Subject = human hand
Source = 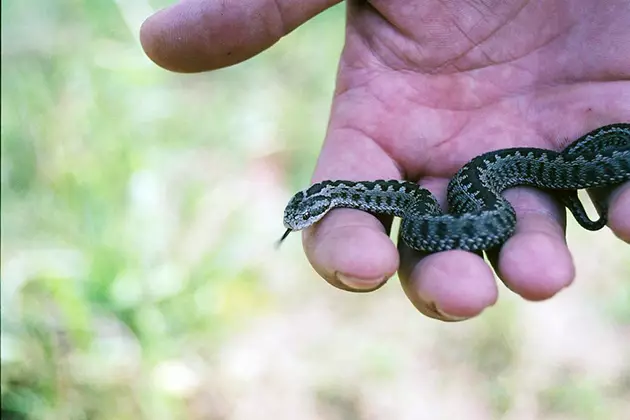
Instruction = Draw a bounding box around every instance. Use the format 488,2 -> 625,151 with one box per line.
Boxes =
140,0 -> 630,321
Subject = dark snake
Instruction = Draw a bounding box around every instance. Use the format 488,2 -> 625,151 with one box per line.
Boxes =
279,123 -> 630,252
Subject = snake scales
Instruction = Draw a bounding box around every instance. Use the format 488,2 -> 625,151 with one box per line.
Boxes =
280,123 -> 630,252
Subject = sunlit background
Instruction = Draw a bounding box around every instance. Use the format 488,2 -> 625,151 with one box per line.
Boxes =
2,1 -> 629,419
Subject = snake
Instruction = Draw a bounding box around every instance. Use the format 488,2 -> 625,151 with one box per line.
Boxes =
279,123 -> 630,252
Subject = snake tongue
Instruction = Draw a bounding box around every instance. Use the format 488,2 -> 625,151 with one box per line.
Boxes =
276,228 -> 293,248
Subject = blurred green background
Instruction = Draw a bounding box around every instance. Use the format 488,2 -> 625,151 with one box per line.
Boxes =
1,1 -> 629,419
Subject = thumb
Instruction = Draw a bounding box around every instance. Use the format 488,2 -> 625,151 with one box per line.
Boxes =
140,0 -> 342,73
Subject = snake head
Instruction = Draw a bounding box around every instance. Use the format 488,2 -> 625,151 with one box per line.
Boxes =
282,188 -> 333,231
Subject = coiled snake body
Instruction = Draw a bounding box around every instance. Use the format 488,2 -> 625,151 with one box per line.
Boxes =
280,123 -> 630,252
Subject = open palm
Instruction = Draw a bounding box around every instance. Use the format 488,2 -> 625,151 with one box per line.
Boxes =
141,0 -> 630,321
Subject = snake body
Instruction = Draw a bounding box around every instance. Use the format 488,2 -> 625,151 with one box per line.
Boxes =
280,123 -> 630,252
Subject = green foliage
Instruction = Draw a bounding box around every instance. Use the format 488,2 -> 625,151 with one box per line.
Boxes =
2,0 -> 343,417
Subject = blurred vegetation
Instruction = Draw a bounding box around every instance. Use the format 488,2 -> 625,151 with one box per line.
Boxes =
1,1 -> 629,419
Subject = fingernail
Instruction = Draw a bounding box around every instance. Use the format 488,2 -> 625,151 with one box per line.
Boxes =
429,302 -> 471,322
336,273 -> 388,290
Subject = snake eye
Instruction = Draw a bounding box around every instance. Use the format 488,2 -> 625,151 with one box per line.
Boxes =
302,212 -> 310,220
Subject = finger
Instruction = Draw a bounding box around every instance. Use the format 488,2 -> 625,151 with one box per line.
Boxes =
399,249 -> 499,322
303,208 -> 399,292
302,128 -> 404,291
487,187 -> 576,301
595,182 -> 630,243
397,178 -> 498,321
140,0 -> 341,72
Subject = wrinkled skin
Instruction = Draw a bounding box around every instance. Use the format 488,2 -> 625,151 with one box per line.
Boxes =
140,0 -> 630,321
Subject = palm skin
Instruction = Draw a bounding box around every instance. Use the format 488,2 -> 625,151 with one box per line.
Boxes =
141,0 -> 630,321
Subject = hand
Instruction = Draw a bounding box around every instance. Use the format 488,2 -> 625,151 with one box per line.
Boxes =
140,0 -> 630,321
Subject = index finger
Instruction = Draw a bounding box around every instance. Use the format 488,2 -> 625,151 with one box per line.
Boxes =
301,126 -> 404,291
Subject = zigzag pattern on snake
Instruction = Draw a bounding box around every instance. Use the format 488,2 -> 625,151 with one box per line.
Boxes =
279,123 -> 630,252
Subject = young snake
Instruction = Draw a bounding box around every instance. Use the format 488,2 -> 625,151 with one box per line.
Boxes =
279,123 -> 630,252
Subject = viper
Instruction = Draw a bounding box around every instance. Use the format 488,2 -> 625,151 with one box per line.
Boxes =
280,123 -> 630,252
